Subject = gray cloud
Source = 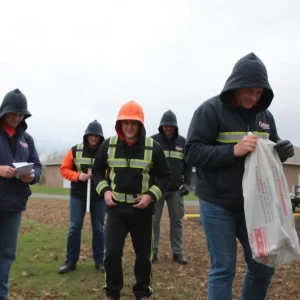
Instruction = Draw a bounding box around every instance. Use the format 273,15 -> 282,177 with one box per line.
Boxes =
0,0 -> 299,154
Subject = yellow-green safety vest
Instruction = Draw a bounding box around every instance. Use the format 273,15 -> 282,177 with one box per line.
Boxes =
96,136 -> 162,203
73,143 -> 94,173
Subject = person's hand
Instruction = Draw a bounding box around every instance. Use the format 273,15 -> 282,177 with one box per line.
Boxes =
87,168 -> 92,178
274,140 -> 294,160
133,194 -> 153,209
234,135 -> 258,157
19,172 -> 35,183
78,173 -> 89,181
104,191 -> 117,206
179,185 -> 189,196
0,166 -> 17,178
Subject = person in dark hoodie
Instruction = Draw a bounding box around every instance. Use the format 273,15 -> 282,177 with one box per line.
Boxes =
185,53 -> 294,300
0,89 -> 42,300
58,120 -> 106,274
92,101 -> 171,300
151,110 -> 192,265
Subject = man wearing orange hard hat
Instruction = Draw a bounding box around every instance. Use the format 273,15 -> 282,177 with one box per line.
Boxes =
92,100 -> 172,300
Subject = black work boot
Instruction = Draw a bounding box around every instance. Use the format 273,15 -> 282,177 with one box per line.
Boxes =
151,253 -> 158,263
58,260 -> 76,274
95,261 -> 105,273
173,254 -> 188,265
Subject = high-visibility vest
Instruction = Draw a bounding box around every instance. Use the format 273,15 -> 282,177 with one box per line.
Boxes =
96,136 -> 162,203
73,143 -> 94,173
163,150 -> 184,160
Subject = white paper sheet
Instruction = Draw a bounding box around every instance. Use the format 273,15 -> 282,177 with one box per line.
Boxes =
13,162 -> 34,175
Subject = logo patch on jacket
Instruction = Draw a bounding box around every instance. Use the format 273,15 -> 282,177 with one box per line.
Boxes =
175,146 -> 183,151
20,141 -> 29,148
259,121 -> 270,130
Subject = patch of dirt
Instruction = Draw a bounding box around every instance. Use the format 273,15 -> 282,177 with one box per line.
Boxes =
19,199 -> 300,300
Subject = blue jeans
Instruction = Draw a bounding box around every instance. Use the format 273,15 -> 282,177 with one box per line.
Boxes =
200,200 -> 274,300
0,211 -> 22,300
66,196 -> 106,263
199,198 -> 202,225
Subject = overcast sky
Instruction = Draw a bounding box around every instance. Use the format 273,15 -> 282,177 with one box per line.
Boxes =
0,0 -> 299,155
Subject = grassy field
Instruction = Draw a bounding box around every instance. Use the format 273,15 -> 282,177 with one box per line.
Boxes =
30,186 -> 70,195
8,199 -> 300,300
10,220 -> 99,300
30,186 -> 199,200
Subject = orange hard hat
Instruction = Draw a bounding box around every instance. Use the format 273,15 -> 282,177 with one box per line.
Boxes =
116,100 -> 144,125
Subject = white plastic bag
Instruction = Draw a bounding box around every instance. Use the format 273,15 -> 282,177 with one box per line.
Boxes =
243,137 -> 300,267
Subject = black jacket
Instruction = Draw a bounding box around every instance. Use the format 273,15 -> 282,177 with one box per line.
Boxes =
185,52 -> 280,211
92,132 -> 172,215
151,110 -> 192,191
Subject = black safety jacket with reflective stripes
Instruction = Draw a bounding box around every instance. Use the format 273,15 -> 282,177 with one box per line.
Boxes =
151,133 -> 192,191
92,135 -> 172,213
71,143 -> 99,199
185,96 -> 280,212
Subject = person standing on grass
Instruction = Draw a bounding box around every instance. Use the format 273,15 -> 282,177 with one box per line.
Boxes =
185,52 -> 294,300
92,100 -> 172,300
58,120 -> 106,274
151,110 -> 192,265
0,89 -> 42,300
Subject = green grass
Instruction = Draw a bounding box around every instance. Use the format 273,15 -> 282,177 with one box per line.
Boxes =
30,186 -> 70,195
30,185 -> 199,200
10,221 -> 101,300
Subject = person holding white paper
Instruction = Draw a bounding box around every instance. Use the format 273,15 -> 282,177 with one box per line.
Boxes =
0,89 -> 42,300
58,120 -> 106,274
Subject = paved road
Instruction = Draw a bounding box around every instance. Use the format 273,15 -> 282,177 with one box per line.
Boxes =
30,193 -> 199,206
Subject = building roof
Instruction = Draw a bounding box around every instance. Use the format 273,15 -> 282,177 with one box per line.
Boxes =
43,163 -> 61,167
284,145 -> 300,166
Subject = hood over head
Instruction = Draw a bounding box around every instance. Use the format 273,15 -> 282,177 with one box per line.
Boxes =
115,100 -> 145,139
83,120 -> 104,145
220,52 -> 274,112
158,110 -> 178,137
0,89 -> 31,120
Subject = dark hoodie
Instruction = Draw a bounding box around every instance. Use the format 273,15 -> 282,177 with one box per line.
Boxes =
151,110 -> 192,191
70,120 -> 104,199
0,89 -> 42,211
92,108 -> 172,215
185,52 -> 280,211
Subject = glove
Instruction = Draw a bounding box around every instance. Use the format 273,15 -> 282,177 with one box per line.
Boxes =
180,187 -> 190,197
274,140 -> 294,161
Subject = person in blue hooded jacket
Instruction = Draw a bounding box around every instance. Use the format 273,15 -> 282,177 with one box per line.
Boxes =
0,89 -> 42,300
185,53 -> 294,300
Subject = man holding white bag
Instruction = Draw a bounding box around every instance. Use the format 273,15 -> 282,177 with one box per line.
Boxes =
185,52 -> 294,300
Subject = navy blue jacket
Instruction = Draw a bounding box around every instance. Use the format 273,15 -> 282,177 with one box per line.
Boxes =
185,53 -> 280,212
0,123 -> 42,211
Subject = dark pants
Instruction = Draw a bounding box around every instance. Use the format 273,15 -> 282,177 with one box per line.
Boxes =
66,196 -> 106,263
104,210 -> 153,300
0,211 -> 22,300
153,191 -> 185,254
200,200 -> 274,300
